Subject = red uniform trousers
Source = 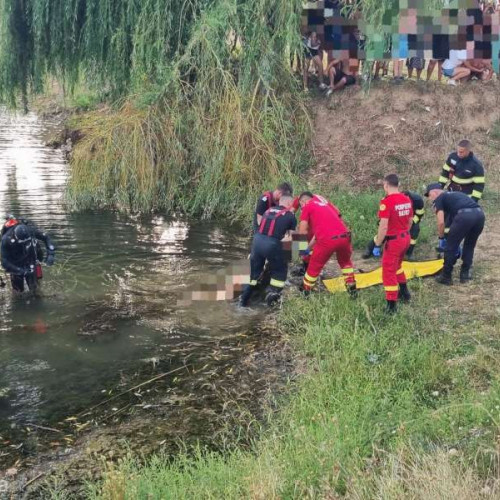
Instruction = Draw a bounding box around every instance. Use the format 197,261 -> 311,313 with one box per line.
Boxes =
303,236 -> 356,291
382,232 -> 410,301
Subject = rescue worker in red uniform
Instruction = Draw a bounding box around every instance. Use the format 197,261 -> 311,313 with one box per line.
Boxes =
241,196 -> 297,307
298,192 -> 357,296
361,190 -> 425,260
374,174 -> 413,313
253,182 -> 293,234
290,193 -> 338,277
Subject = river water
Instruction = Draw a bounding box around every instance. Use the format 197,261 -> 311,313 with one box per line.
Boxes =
0,112 -> 277,470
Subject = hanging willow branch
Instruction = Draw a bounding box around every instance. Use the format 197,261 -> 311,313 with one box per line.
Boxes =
0,0 -> 449,105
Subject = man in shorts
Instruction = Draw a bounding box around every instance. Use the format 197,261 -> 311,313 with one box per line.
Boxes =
326,58 -> 356,95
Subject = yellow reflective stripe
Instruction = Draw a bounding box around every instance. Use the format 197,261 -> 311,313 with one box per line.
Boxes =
444,227 -> 450,234
270,278 -> 285,288
342,268 -> 354,274
442,164 -> 451,172
450,176 -> 473,185
412,215 -> 420,224
471,190 -> 483,199
384,285 -> 399,292
396,268 -> 405,275
438,176 -> 449,184
249,280 -> 258,286
304,273 -> 317,283
410,239 -> 417,245
472,176 -> 485,183
298,241 -> 308,250
415,209 -> 425,215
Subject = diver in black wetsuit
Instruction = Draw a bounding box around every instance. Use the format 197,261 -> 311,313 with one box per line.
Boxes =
1,222 -> 55,292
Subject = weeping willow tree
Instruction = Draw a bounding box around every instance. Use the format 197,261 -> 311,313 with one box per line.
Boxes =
0,0 -> 446,216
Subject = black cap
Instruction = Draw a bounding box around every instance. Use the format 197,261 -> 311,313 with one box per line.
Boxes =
424,183 -> 442,197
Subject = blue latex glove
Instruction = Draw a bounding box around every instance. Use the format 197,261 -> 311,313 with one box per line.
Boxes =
299,248 -> 311,257
437,238 -> 446,252
372,246 -> 381,258
456,245 -> 463,259
46,253 -> 55,266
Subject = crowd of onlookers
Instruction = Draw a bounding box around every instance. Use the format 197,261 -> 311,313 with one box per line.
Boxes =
302,31 -> 496,94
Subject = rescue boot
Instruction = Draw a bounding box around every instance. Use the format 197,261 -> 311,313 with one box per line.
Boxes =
398,283 -> 411,303
265,286 -> 282,307
346,282 -> 358,299
435,272 -> 452,286
239,285 -> 255,307
405,244 -> 415,261
459,267 -> 472,284
385,300 -> 397,314
362,240 -> 376,259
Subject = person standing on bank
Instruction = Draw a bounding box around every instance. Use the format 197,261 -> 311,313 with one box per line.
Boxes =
425,183 -> 485,285
438,139 -> 485,202
252,182 -> 293,234
374,174 -> 413,313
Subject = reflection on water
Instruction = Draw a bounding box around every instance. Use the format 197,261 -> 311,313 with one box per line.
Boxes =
0,111 -> 256,448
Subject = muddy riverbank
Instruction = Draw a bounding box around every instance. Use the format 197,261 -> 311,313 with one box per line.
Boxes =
0,111 -> 295,498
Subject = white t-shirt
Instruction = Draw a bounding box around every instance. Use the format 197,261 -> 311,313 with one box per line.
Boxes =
442,50 -> 467,71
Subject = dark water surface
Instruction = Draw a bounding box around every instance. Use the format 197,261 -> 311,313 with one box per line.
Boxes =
0,112 -> 273,467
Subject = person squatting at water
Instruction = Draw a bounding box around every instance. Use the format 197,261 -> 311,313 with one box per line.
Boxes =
1,215 -> 55,293
374,175 -> 413,314
252,182 -> 293,234
241,196 -> 297,307
425,183 -> 485,286
298,192 -> 357,298
362,190 -> 425,260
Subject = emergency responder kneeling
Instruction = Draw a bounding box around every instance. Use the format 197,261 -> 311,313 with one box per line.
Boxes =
1,216 -> 56,293
241,196 -> 297,307
425,183 -> 485,285
374,175 -> 413,314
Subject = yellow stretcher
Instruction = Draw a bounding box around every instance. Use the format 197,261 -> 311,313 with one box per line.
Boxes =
323,259 -> 444,293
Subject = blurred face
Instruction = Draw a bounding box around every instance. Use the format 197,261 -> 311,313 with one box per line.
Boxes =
310,32 -> 317,43
428,190 -> 441,202
457,146 -> 470,159
299,196 -> 311,209
382,181 -> 389,195
273,189 -> 282,202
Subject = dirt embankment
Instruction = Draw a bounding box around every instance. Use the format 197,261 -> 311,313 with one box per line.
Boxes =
310,81 -> 500,191
311,80 -> 500,342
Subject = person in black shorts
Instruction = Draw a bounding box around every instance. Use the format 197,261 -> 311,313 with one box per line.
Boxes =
303,32 -> 327,91
325,58 -> 356,95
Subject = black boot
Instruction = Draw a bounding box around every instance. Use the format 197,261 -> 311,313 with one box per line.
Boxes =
435,272 -> 452,286
239,285 -> 255,307
265,286 -> 282,307
406,244 -> 415,261
386,300 -> 397,314
346,282 -> 358,299
398,283 -> 411,303
459,267 -> 472,284
362,240 -> 376,259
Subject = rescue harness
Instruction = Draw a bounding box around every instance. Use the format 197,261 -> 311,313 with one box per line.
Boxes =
258,207 -> 289,237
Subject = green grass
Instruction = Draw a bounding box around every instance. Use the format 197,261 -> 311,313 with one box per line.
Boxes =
85,243 -> 500,498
